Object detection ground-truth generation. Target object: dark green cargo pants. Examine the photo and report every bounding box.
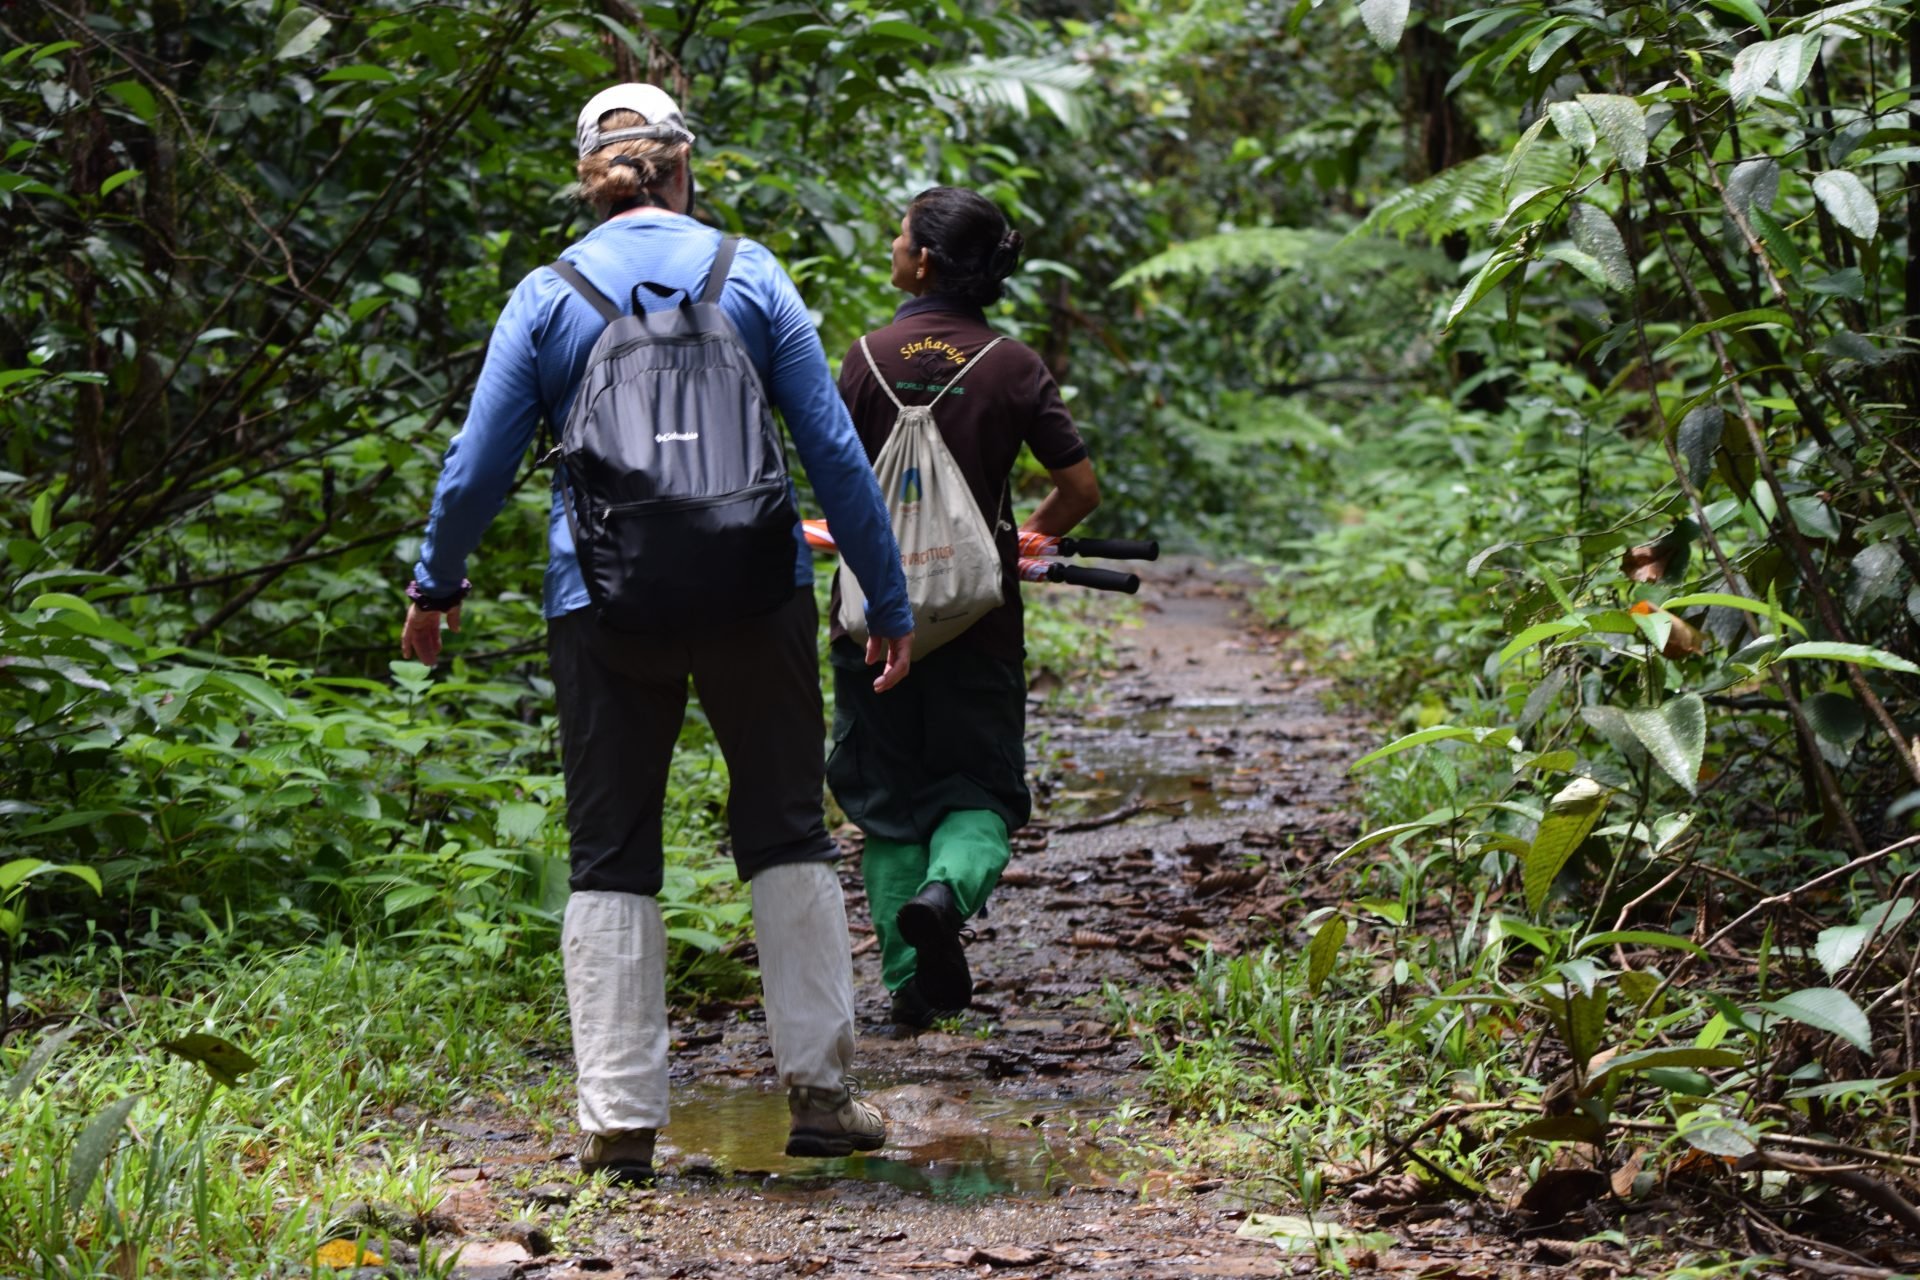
[827,639,1031,991]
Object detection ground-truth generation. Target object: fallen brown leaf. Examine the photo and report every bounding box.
[1610,1150,1645,1199]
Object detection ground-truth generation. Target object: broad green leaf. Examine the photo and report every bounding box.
[0,858,49,894]
[0,859,95,897]
[1677,1106,1758,1156]
[274,8,332,60]
[1357,897,1405,925]
[1659,592,1806,634]
[158,1033,259,1087]
[1527,25,1579,74]
[1498,620,1584,668]
[1772,33,1815,92]
[98,169,139,197]
[207,671,290,717]
[1814,899,1915,977]
[1806,691,1866,749]
[1569,202,1633,290]
[1656,308,1792,359]
[867,18,939,41]
[1446,251,1522,326]
[1592,1045,1743,1082]
[1581,705,1647,763]
[1307,914,1348,995]
[1548,99,1597,150]
[1357,0,1411,49]
[28,592,99,621]
[1577,929,1708,959]
[495,802,548,844]
[1784,1074,1918,1101]
[1351,725,1513,770]
[1759,986,1872,1053]
[1861,147,1920,166]
[318,64,397,82]
[1546,246,1610,289]
[1730,39,1782,107]
[1502,115,1550,192]
[1577,93,1647,171]
[384,885,437,915]
[1812,170,1879,240]
[101,80,157,123]
[1525,778,1609,914]
[1779,641,1920,675]
[1624,694,1707,793]
[1333,816,1449,863]
[1726,158,1780,217]
[1675,406,1722,488]
[1707,0,1772,36]
[5,1024,81,1105]
[67,1095,140,1214]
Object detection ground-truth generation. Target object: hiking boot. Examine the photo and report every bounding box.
[888,979,939,1038]
[577,1129,656,1186]
[895,882,972,1011]
[786,1084,887,1157]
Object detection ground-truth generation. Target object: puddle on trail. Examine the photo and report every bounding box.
[657,1082,1144,1201]
[1043,699,1286,821]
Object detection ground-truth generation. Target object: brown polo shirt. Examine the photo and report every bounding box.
[833,295,1089,664]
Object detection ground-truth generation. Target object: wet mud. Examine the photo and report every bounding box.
[408,560,1377,1279]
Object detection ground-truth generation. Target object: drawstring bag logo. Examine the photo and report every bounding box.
[899,467,922,508]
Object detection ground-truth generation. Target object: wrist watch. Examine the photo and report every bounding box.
[405,578,471,612]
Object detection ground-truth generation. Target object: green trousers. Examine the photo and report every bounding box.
[861,809,1009,992]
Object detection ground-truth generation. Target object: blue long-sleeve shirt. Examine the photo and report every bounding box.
[413,211,915,638]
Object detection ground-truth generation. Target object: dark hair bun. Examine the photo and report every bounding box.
[989,230,1024,280]
[906,187,1022,307]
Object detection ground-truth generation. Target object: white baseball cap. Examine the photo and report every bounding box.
[576,83,695,158]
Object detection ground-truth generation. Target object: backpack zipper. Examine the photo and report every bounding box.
[598,479,788,522]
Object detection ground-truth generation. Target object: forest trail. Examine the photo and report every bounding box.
[414,560,1373,1279]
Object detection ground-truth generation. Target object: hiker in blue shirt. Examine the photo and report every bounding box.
[400,84,911,1183]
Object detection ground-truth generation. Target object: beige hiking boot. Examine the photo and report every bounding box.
[577,1128,656,1186]
[785,1084,887,1157]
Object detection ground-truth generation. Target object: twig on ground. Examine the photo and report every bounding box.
[1759,1152,1920,1237]
[1057,801,1146,833]
[1334,1101,1523,1186]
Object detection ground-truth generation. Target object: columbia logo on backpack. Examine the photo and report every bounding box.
[546,236,798,631]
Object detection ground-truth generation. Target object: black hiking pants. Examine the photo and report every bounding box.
[549,588,838,895]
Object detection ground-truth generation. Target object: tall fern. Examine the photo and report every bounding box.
[903,56,1095,134]
[1114,229,1338,288]
[1360,144,1576,242]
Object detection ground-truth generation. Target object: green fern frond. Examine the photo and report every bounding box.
[1114,228,1339,288]
[903,56,1095,134]
[1361,145,1577,242]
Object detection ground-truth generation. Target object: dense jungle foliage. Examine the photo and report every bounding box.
[4,0,1920,1272]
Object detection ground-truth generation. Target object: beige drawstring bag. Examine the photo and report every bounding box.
[837,335,1007,658]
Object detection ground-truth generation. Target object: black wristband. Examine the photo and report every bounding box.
[405,578,470,612]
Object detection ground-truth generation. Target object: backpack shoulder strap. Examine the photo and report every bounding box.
[700,235,740,305]
[859,335,906,411]
[547,260,622,324]
[928,335,1006,410]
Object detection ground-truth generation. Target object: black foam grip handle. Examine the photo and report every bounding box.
[1062,536,1160,561]
[1051,563,1140,594]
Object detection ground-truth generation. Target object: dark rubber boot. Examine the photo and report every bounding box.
[895,882,972,1012]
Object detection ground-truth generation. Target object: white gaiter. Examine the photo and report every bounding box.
[750,861,856,1090]
[563,890,669,1133]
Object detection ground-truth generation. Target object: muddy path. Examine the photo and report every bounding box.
[405,560,1373,1279]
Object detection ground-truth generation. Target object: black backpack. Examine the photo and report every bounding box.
[547,236,798,631]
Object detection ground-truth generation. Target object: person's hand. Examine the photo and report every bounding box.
[400,602,461,667]
[865,630,913,693]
